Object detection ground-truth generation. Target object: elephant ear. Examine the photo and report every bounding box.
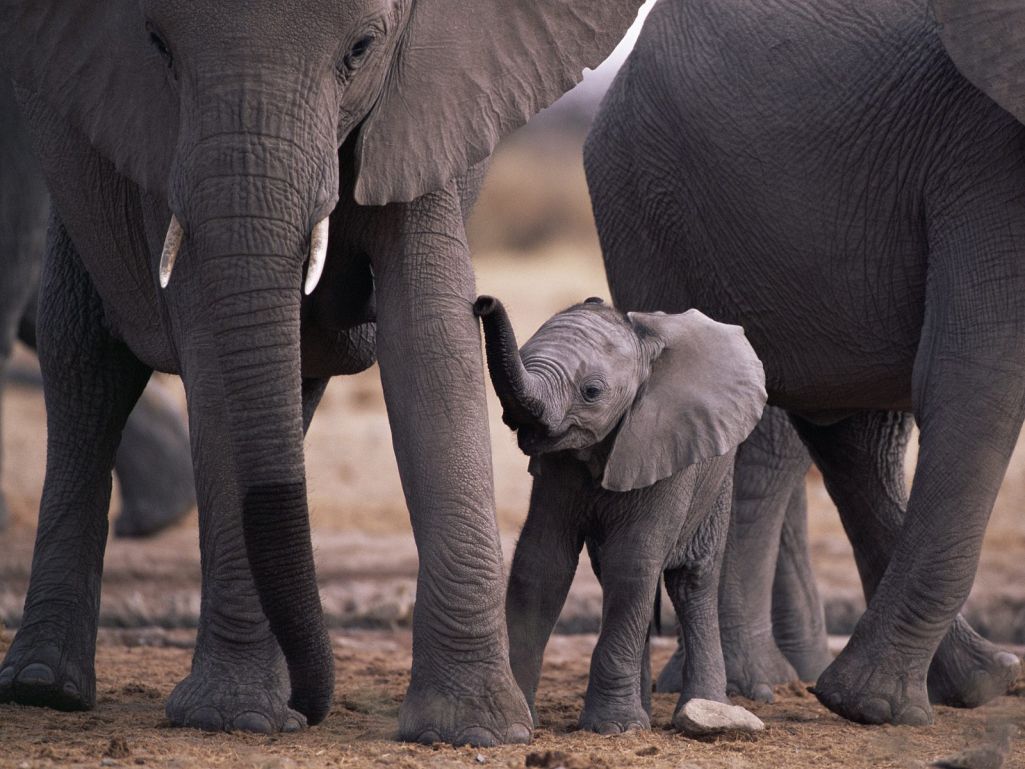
[0,1,177,194]
[602,310,767,493]
[353,0,645,206]
[932,0,1025,124]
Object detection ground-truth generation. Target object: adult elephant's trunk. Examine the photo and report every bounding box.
[474,296,546,428]
[171,120,337,724]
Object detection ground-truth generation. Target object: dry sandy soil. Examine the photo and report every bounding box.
[2,135,1025,766]
[0,631,1022,769]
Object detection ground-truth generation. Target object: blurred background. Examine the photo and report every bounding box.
[2,1,1023,647]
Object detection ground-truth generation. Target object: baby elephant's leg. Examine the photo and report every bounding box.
[579,544,661,734]
[667,480,764,736]
[506,461,584,725]
[665,482,730,706]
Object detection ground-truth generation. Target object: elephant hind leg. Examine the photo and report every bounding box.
[112,379,195,538]
[717,406,806,703]
[793,409,1021,714]
[0,213,151,711]
[771,481,832,682]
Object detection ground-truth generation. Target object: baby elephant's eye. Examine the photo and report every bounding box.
[581,381,606,403]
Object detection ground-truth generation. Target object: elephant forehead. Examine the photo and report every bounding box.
[524,309,637,363]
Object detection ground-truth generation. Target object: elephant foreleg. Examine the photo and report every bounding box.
[369,184,530,747]
[505,458,584,726]
[0,212,151,710]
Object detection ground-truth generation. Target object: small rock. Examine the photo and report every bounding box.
[673,699,765,737]
[635,746,659,757]
[475,755,487,764]
[100,760,118,767]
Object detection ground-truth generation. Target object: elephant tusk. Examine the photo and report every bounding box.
[159,215,184,289]
[304,216,330,296]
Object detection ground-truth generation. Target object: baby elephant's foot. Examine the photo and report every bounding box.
[928,617,1021,708]
[0,637,95,711]
[812,644,931,726]
[673,699,765,737]
[723,629,798,703]
[654,642,686,693]
[579,697,650,735]
[165,657,306,733]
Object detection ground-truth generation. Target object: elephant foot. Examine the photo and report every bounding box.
[398,665,532,746]
[722,628,798,703]
[654,640,686,693]
[579,697,650,735]
[0,632,95,711]
[811,643,932,726]
[928,616,1021,708]
[166,650,306,733]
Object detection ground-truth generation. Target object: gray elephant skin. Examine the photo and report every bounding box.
[0,0,643,746]
[0,78,195,537]
[585,0,1025,726]
[476,296,766,735]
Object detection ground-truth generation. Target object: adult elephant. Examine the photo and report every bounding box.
[0,78,195,536]
[0,0,641,745]
[585,0,1024,726]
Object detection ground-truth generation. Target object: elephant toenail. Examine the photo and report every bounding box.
[62,680,80,698]
[414,730,442,745]
[752,684,774,703]
[996,652,1021,670]
[596,722,623,735]
[860,698,891,724]
[17,663,55,687]
[0,667,15,688]
[899,706,931,726]
[456,727,500,747]
[232,712,274,733]
[186,706,225,731]
[506,723,532,744]
[282,716,303,733]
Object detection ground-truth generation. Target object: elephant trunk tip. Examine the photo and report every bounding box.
[473,295,499,318]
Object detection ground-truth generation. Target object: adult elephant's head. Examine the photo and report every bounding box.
[0,0,642,726]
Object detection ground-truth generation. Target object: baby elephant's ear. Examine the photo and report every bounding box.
[602,310,767,492]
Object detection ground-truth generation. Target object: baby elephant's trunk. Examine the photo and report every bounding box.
[474,296,546,429]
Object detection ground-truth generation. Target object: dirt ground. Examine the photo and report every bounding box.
[3,135,1025,766]
[0,631,1022,769]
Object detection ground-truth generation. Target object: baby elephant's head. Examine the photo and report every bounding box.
[474,296,767,492]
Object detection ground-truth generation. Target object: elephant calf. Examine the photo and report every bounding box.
[475,296,766,735]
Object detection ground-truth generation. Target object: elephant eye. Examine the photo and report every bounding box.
[147,29,173,67]
[343,34,376,71]
[581,381,606,403]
